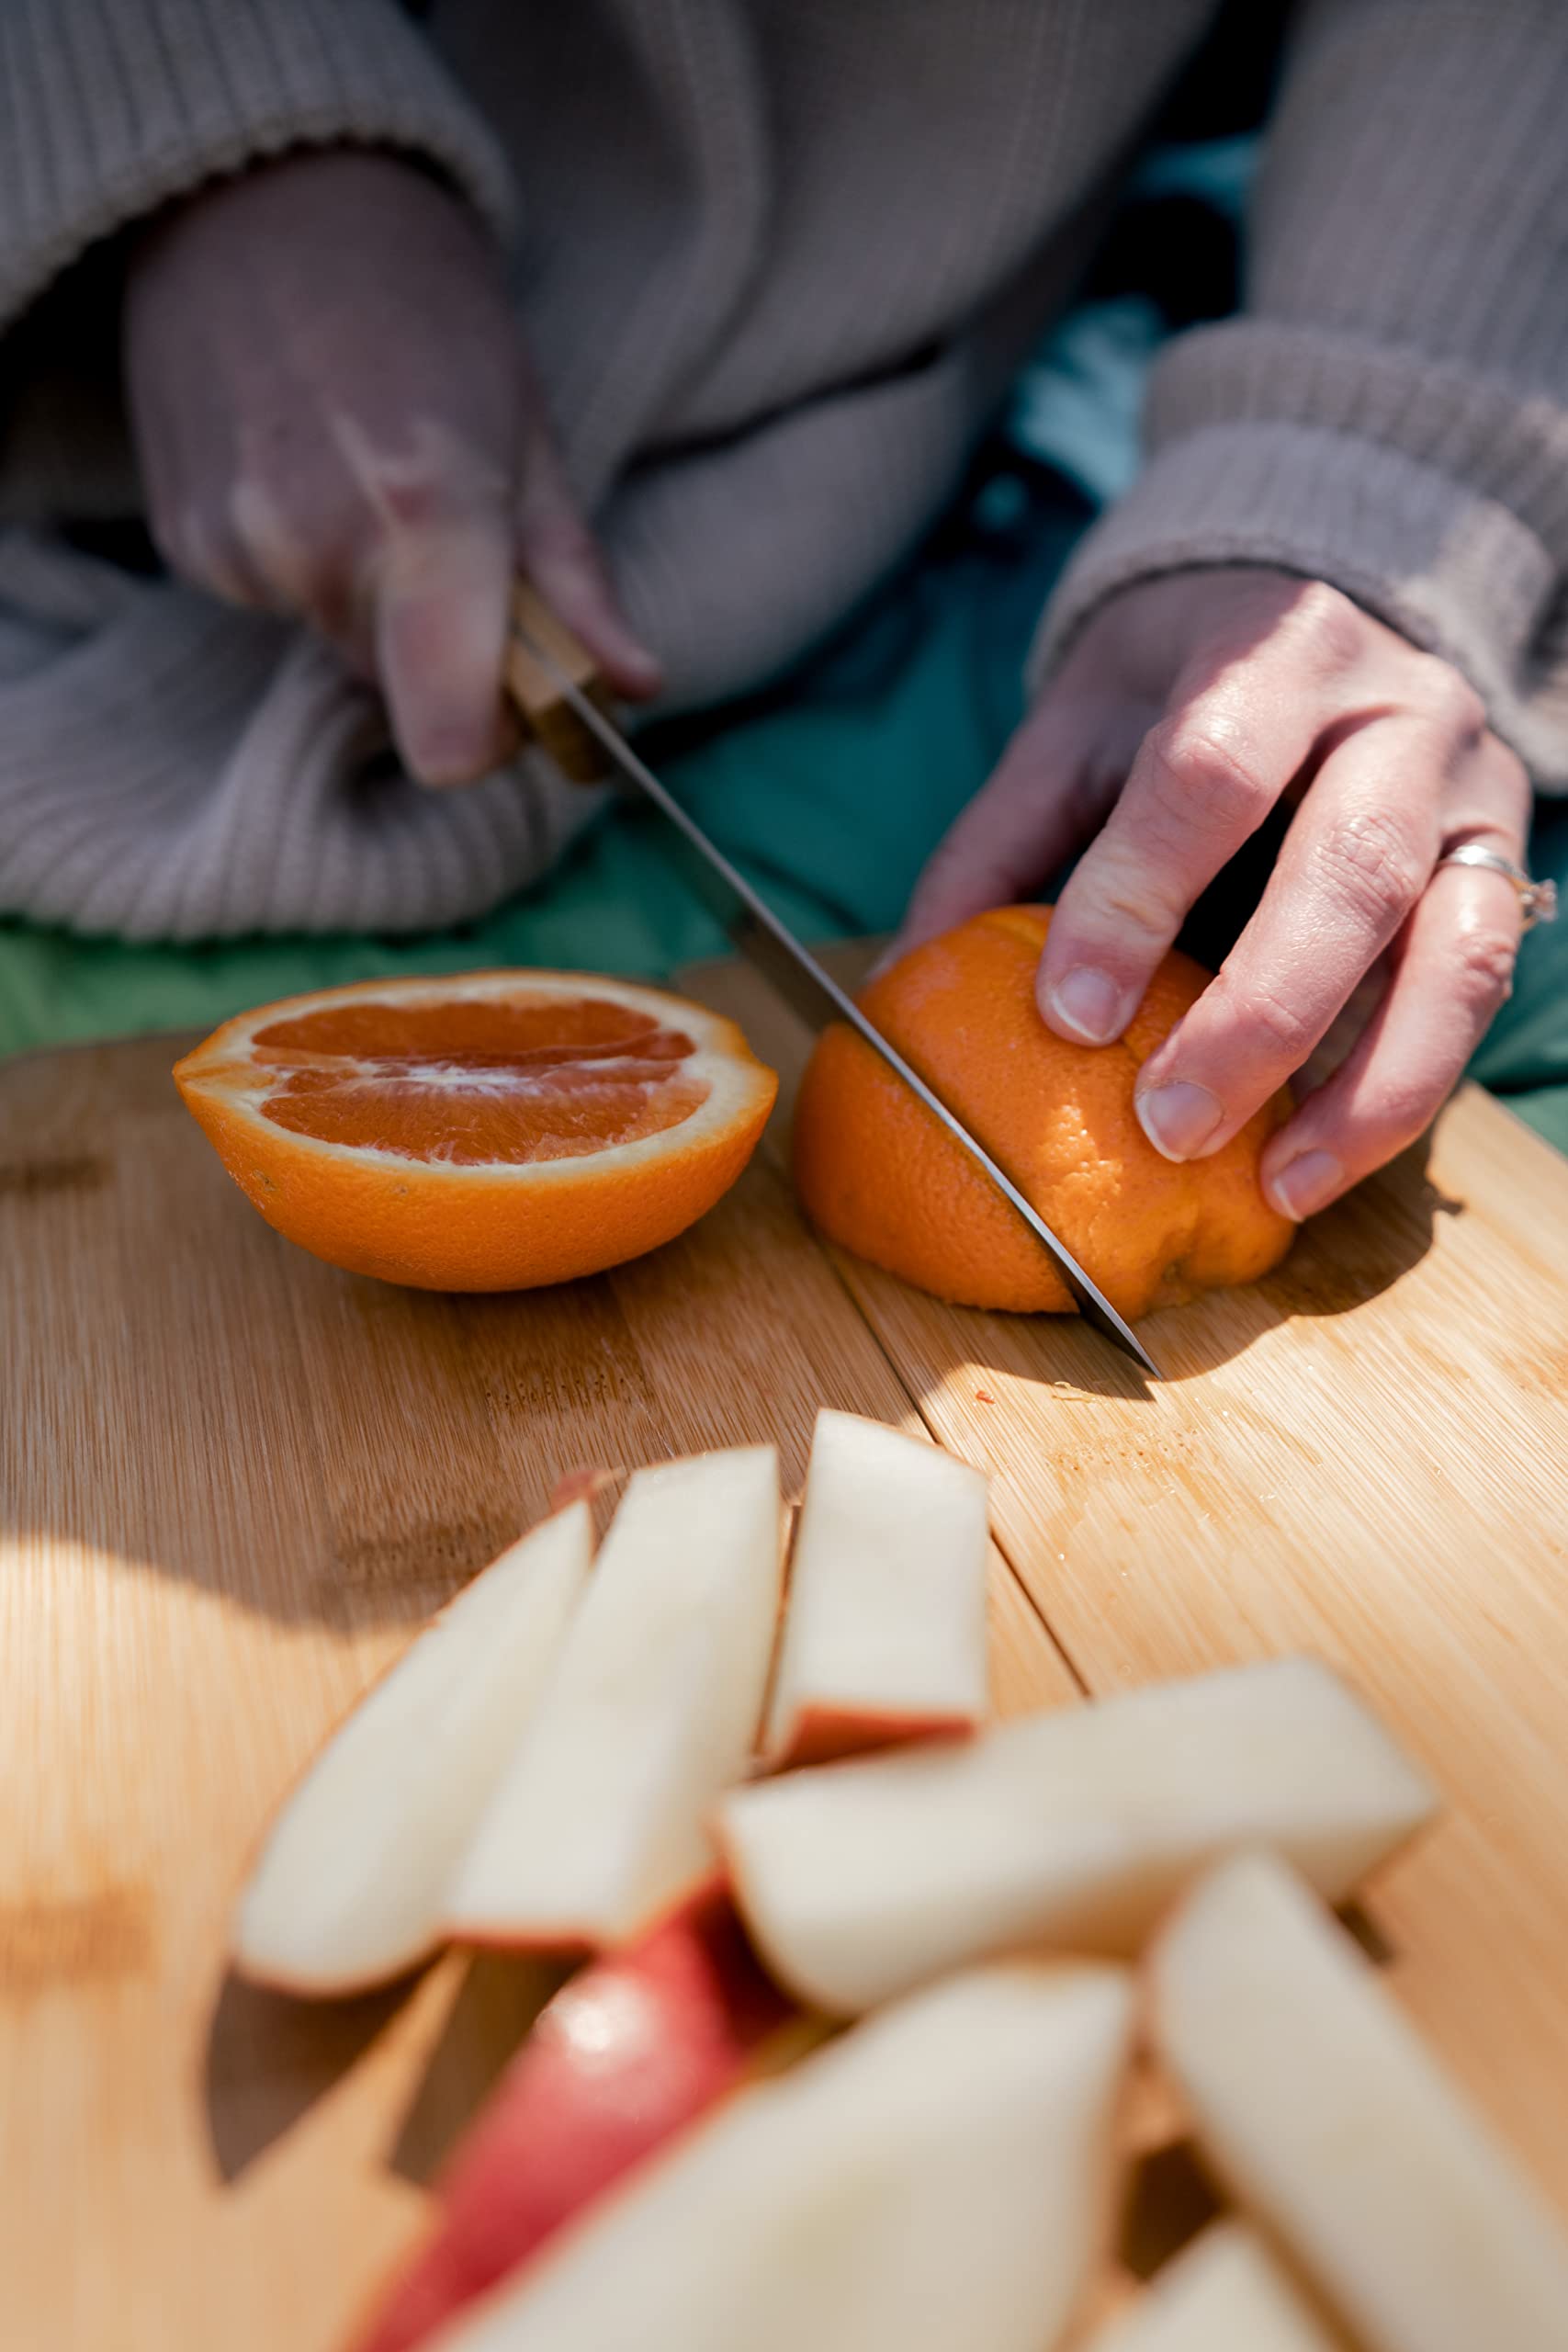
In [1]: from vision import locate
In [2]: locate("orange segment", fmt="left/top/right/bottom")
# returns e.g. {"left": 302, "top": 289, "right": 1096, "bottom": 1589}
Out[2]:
{"left": 175, "top": 972, "right": 777, "bottom": 1292}
{"left": 250, "top": 998, "right": 705, "bottom": 1166}
{"left": 792, "top": 906, "right": 1292, "bottom": 1322}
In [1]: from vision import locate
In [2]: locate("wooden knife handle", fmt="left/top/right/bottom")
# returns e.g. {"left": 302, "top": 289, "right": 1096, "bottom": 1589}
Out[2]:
{"left": 504, "top": 581, "right": 614, "bottom": 782}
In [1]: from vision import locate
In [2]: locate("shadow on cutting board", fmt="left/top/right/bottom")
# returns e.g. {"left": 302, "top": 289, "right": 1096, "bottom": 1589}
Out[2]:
{"left": 386, "top": 1951, "right": 568, "bottom": 2188}
{"left": 203, "top": 1964, "right": 419, "bottom": 2184}
{"left": 679, "top": 939, "right": 1451, "bottom": 1398}
{"left": 0, "top": 978, "right": 1452, "bottom": 1653}
{"left": 201, "top": 1945, "right": 565, "bottom": 2188}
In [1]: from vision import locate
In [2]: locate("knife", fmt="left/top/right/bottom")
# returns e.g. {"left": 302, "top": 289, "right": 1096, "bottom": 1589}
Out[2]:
{"left": 506, "top": 585, "right": 1157, "bottom": 1378}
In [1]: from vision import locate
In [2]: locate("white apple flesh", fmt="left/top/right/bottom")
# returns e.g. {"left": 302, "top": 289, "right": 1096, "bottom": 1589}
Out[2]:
{"left": 1152, "top": 1850, "right": 1568, "bottom": 2352}
{"left": 351, "top": 1883, "right": 816, "bottom": 2352}
{"left": 1086, "top": 2223, "right": 1342, "bottom": 2349}
{"left": 432, "top": 1960, "right": 1134, "bottom": 2352}
{"left": 764, "top": 1410, "right": 988, "bottom": 1767}
{"left": 232, "top": 1502, "right": 592, "bottom": 1996}
{"left": 447, "top": 1447, "right": 782, "bottom": 1951}
{"left": 720, "top": 1656, "right": 1437, "bottom": 2012}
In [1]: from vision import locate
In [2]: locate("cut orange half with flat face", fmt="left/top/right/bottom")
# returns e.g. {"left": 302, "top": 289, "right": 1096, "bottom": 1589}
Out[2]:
{"left": 174, "top": 972, "right": 778, "bottom": 1291}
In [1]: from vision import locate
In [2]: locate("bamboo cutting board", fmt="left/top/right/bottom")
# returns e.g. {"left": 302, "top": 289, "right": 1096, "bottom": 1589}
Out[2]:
{"left": 3, "top": 960, "right": 1568, "bottom": 2350}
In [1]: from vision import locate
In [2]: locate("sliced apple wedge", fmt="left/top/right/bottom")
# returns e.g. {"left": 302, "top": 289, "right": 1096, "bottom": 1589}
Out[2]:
{"left": 431, "top": 1960, "right": 1134, "bottom": 2352}
{"left": 1088, "top": 2223, "right": 1341, "bottom": 2349}
{"left": 233, "top": 1501, "right": 592, "bottom": 1996}
{"left": 447, "top": 1446, "right": 782, "bottom": 1951}
{"left": 1152, "top": 1851, "right": 1568, "bottom": 2352}
{"left": 720, "top": 1656, "right": 1436, "bottom": 2011}
{"left": 764, "top": 1409, "right": 988, "bottom": 1768}
{"left": 353, "top": 1881, "right": 817, "bottom": 2352}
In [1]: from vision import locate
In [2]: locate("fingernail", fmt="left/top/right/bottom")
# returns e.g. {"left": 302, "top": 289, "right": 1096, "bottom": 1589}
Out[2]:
{"left": 1267, "top": 1148, "right": 1343, "bottom": 1222}
{"left": 1136, "top": 1080, "right": 1224, "bottom": 1161}
{"left": 1048, "top": 967, "right": 1131, "bottom": 1046}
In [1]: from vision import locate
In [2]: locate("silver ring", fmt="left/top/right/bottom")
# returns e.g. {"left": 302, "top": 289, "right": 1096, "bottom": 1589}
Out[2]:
{"left": 1435, "top": 842, "right": 1558, "bottom": 931}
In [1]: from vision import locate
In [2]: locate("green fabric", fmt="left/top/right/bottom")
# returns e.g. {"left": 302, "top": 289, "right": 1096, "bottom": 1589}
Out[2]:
{"left": 3, "top": 455, "right": 1566, "bottom": 1161}
{"left": 7, "top": 125, "right": 1563, "bottom": 1148}
{"left": 0, "top": 472, "right": 1082, "bottom": 1053}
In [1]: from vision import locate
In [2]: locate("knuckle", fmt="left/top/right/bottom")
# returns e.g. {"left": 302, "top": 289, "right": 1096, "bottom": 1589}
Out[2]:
{"left": 376, "top": 471, "right": 446, "bottom": 537}
{"left": 1413, "top": 655, "right": 1485, "bottom": 741}
{"left": 1364, "top": 1078, "right": 1444, "bottom": 1153}
{"left": 1236, "top": 975, "right": 1318, "bottom": 1064}
{"left": 1086, "top": 876, "right": 1179, "bottom": 956}
{"left": 1282, "top": 579, "right": 1366, "bottom": 672}
{"left": 1145, "top": 711, "right": 1272, "bottom": 836}
{"left": 1315, "top": 807, "right": 1427, "bottom": 931}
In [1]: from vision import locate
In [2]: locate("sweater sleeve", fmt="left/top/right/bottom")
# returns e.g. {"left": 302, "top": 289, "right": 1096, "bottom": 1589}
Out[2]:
{"left": 1031, "top": 0, "right": 1568, "bottom": 787}
{"left": 0, "top": 0, "right": 515, "bottom": 336}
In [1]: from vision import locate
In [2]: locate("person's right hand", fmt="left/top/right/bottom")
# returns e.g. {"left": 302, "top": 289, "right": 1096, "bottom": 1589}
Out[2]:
{"left": 123, "top": 148, "right": 660, "bottom": 786}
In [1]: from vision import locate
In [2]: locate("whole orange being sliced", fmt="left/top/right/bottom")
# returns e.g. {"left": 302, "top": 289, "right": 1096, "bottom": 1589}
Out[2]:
{"left": 793, "top": 906, "right": 1292, "bottom": 1321}
{"left": 175, "top": 972, "right": 777, "bottom": 1291}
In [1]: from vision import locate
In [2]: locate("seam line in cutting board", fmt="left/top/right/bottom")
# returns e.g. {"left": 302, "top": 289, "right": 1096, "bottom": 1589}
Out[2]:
{"left": 668, "top": 949, "right": 1097, "bottom": 1706}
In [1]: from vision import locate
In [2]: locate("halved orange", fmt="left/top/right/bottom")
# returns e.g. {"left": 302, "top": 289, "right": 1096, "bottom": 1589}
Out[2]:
{"left": 174, "top": 972, "right": 777, "bottom": 1291}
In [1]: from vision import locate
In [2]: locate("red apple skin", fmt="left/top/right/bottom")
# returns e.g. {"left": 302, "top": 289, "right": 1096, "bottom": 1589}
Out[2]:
{"left": 771, "top": 1707, "right": 979, "bottom": 1772}
{"left": 351, "top": 1880, "right": 811, "bottom": 2352}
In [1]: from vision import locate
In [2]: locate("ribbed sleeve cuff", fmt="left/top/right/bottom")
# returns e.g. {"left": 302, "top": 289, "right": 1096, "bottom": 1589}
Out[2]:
{"left": 0, "top": 0, "right": 516, "bottom": 334}
{"left": 1032, "top": 322, "right": 1568, "bottom": 789}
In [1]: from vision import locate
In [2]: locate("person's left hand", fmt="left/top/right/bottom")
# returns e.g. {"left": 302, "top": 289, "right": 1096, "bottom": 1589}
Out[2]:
{"left": 898, "top": 568, "right": 1530, "bottom": 1221}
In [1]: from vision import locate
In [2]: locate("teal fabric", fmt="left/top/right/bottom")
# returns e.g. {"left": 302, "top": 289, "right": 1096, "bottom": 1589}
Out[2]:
{"left": 0, "top": 471, "right": 1087, "bottom": 1054}
{"left": 1467, "top": 800, "right": 1568, "bottom": 1152}
{"left": 0, "top": 133, "right": 1246, "bottom": 1059}
{"left": 7, "top": 468, "right": 1563, "bottom": 1155}
{"left": 1, "top": 123, "right": 1564, "bottom": 1156}
{"left": 1005, "top": 134, "right": 1257, "bottom": 507}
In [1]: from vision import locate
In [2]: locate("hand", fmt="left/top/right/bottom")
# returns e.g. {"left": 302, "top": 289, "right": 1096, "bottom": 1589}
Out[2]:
{"left": 123, "top": 148, "right": 660, "bottom": 787}
{"left": 900, "top": 570, "right": 1530, "bottom": 1220}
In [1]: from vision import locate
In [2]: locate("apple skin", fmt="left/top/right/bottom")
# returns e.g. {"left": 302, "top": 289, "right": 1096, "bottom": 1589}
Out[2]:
{"left": 352, "top": 1879, "right": 814, "bottom": 2352}
{"left": 392, "top": 1961, "right": 1134, "bottom": 2352}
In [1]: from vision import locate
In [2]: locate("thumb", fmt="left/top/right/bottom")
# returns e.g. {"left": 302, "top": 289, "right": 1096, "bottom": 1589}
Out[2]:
{"left": 371, "top": 511, "right": 518, "bottom": 787}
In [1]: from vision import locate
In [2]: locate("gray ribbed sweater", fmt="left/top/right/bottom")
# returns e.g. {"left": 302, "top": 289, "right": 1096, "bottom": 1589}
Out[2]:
{"left": 2, "top": 0, "right": 1567, "bottom": 940}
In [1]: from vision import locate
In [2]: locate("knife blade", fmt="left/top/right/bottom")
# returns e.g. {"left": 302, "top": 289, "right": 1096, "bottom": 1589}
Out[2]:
{"left": 509, "top": 613, "right": 1158, "bottom": 1379}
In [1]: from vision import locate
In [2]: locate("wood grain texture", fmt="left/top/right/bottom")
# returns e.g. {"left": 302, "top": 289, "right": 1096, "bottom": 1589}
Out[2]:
{"left": 6, "top": 958, "right": 1567, "bottom": 2346}
{"left": 688, "top": 942, "right": 1568, "bottom": 2216}
{"left": 0, "top": 1025, "right": 1069, "bottom": 2351}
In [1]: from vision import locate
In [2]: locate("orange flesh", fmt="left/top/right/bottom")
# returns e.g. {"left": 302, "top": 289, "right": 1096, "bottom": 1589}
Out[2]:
{"left": 250, "top": 996, "right": 706, "bottom": 1166}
